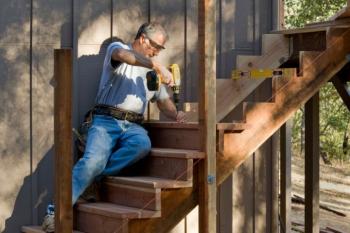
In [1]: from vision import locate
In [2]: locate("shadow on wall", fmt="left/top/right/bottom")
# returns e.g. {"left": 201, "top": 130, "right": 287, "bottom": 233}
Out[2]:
{"left": 75, "top": 36, "right": 124, "bottom": 122}
{"left": 3, "top": 147, "right": 54, "bottom": 233}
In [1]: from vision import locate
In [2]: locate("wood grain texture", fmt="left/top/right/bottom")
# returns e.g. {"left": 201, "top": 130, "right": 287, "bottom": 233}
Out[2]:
{"left": 54, "top": 49, "right": 73, "bottom": 233}
{"left": 216, "top": 34, "right": 290, "bottom": 121}
{"left": 217, "top": 28, "right": 350, "bottom": 185}
{"left": 304, "top": 94, "right": 320, "bottom": 233}
{"left": 198, "top": 1, "right": 217, "bottom": 233}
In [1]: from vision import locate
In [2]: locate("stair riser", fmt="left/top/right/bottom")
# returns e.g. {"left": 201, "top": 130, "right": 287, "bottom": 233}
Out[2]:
{"left": 141, "top": 157, "right": 193, "bottom": 181}
{"left": 101, "top": 183, "right": 161, "bottom": 211}
{"left": 148, "top": 128, "right": 200, "bottom": 150}
{"left": 76, "top": 212, "right": 128, "bottom": 233}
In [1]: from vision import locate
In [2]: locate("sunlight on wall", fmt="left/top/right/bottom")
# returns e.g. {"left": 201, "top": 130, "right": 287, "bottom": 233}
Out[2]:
{"left": 78, "top": 14, "right": 110, "bottom": 57}
{"left": 0, "top": 157, "right": 30, "bottom": 231}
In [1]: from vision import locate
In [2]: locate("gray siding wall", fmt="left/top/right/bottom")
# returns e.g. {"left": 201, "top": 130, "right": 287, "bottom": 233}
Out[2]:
{"left": 0, "top": 0, "right": 278, "bottom": 232}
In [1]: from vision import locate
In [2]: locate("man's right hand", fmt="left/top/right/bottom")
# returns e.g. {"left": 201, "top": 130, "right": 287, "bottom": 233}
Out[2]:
{"left": 153, "top": 63, "right": 174, "bottom": 87}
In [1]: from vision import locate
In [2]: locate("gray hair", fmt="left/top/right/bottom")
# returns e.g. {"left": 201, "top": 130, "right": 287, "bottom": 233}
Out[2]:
{"left": 135, "top": 22, "right": 169, "bottom": 41}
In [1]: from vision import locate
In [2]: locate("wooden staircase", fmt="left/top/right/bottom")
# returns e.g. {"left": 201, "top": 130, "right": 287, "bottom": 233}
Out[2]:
{"left": 22, "top": 6, "right": 350, "bottom": 233}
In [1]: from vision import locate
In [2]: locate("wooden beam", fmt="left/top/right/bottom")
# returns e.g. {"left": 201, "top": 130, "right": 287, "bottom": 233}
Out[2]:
{"left": 54, "top": 49, "right": 73, "bottom": 233}
{"left": 332, "top": 74, "right": 350, "bottom": 111}
{"left": 280, "top": 120, "right": 292, "bottom": 233}
{"left": 216, "top": 28, "right": 350, "bottom": 185}
{"left": 291, "top": 31, "right": 326, "bottom": 54}
{"left": 198, "top": 0, "right": 217, "bottom": 233}
{"left": 304, "top": 93, "right": 320, "bottom": 233}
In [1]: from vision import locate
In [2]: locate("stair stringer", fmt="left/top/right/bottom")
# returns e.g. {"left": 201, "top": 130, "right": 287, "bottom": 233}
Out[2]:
{"left": 216, "top": 27, "right": 350, "bottom": 185}
{"left": 128, "top": 171, "right": 199, "bottom": 233}
{"left": 216, "top": 34, "right": 291, "bottom": 122}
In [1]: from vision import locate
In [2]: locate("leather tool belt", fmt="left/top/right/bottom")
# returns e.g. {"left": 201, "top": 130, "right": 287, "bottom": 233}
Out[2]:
{"left": 93, "top": 104, "right": 144, "bottom": 124}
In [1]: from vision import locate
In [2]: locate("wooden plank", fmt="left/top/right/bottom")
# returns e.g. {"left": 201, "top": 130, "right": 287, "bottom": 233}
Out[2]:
{"left": 216, "top": 78, "right": 264, "bottom": 121}
{"left": 54, "top": 49, "right": 73, "bottom": 233}
{"left": 198, "top": 1, "right": 217, "bottom": 233}
{"left": 105, "top": 176, "right": 192, "bottom": 189}
{"left": 217, "top": 28, "right": 350, "bottom": 185}
{"left": 102, "top": 181, "right": 161, "bottom": 211}
{"left": 76, "top": 211, "right": 128, "bottom": 233}
{"left": 270, "top": 133, "right": 279, "bottom": 233}
{"left": 77, "top": 202, "right": 161, "bottom": 219}
{"left": 129, "top": 187, "right": 198, "bottom": 233}
{"left": 75, "top": 0, "right": 111, "bottom": 122}
{"left": 22, "top": 226, "right": 83, "bottom": 233}
{"left": 185, "top": 0, "right": 199, "bottom": 101}
{"left": 150, "top": 148, "right": 205, "bottom": 159}
{"left": 274, "top": 17, "right": 350, "bottom": 35}
{"left": 304, "top": 93, "right": 320, "bottom": 233}
{"left": 0, "top": 1, "right": 31, "bottom": 231}
{"left": 291, "top": 31, "right": 326, "bottom": 53}
{"left": 331, "top": 75, "right": 350, "bottom": 111}
{"left": 32, "top": 0, "right": 72, "bottom": 224}
{"left": 216, "top": 34, "right": 290, "bottom": 121}
{"left": 280, "top": 121, "right": 292, "bottom": 233}
{"left": 145, "top": 122, "right": 201, "bottom": 150}
{"left": 113, "top": 0, "right": 148, "bottom": 42}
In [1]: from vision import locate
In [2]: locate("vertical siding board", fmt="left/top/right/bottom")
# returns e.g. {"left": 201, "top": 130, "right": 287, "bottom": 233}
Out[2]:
{"left": 112, "top": 0, "right": 148, "bottom": 43}
{"left": 231, "top": 157, "right": 254, "bottom": 233}
{"left": 0, "top": 1, "right": 31, "bottom": 232}
{"left": 150, "top": 0, "right": 186, "bottom": 94}
{"left": 75, "top": 0, "right": 111, "bottom": 121}
{"left": 186, "top": 0, "right": 199, "bottom": 102}
{"left": 32, "top": 0, "right": 73, "bottom": 224}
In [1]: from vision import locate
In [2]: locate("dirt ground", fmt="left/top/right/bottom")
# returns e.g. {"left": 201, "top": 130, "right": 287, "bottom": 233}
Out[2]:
{"left": 291, "top": 156, "right": 350, "bottom": 233}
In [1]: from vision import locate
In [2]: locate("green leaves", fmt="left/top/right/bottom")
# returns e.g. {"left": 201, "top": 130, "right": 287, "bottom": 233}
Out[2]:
{"left": 285, "top": 0, "right": 347, "bottom": 28}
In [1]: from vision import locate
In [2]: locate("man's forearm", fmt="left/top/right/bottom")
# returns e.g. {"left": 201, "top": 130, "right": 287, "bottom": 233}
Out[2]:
{"left": 112, "top": 48, "right": 154, "bottom": 69}
{"left": 157, "top": 98, "right": 177, "bottom": 120}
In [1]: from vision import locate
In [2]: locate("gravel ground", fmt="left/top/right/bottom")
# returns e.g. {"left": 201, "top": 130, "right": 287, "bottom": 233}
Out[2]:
{"left": 291, "top": 156, "right": 350, "bottom": 233}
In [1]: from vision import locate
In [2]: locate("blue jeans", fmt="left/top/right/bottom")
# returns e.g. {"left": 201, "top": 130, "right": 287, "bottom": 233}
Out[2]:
{"left": 72, "top": 114, "right": 151, "bottom": 204}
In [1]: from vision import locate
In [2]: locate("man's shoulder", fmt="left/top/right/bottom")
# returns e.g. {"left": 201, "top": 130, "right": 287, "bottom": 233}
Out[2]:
{"left": 107, "top": 41, "right": 130, "bottom": 51}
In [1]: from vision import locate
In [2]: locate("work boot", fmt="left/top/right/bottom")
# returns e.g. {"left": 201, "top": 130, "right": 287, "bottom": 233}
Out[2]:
{"left": 42, "top": 203, "right": 55, "bottom": 232}
{"left": 80, "top": 182, "right": 100, "bottom": 202}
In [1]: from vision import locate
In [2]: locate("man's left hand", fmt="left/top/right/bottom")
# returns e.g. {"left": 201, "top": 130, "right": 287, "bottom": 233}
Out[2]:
{"left": 176, "top": 111, "right": 186, "bottom": 123}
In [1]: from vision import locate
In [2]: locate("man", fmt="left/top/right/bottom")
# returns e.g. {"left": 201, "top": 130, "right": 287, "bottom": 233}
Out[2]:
{"left": 42, "top": 22, "right": 185, "bottom": 232}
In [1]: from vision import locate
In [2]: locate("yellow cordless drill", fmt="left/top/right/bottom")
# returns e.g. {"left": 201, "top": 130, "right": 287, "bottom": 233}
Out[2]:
{"left": 146, "top": 64, "right": 181, "bottom": 110}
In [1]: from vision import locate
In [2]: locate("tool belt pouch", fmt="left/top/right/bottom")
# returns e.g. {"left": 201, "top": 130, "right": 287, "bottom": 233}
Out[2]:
{"left": 73, "top": 109, "right": 93, "bottom": 156}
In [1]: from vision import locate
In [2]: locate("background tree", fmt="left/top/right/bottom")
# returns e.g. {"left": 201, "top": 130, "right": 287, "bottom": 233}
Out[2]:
{"left": 285, "top": 0, "right": 350, "bottom": 162}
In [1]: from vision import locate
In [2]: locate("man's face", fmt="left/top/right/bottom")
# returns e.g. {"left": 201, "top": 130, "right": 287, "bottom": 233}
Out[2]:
{"left": 140, "top": 32, "right": 166, "bottom": 58}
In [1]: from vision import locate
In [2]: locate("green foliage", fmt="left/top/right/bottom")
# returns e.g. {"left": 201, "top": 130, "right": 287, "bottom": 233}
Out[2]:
{"left": 286, "top": 0, "right": 350, "bottom": 162}
{"left": 285, "top": 0, "right": 347, "bottom": 28}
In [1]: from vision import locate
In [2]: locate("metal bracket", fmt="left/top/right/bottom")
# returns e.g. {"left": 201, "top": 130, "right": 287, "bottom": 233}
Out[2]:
{"left": 207, "top": 175, "right": 216, "bottom": 184}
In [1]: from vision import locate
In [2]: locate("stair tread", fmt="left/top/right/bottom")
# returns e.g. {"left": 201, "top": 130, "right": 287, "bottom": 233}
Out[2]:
{"left": 144, "top": 121, "right": 199, "bottom": 129}
{"left": 77, "top": 202, "right": 161, "bottom": 219}
{"left": 22, "top": 225, "right": 83, "bottom": 233}
{"left": 105, "top": 176, "right": 192, "bottom": 188}
{"left": 150, "top": 147, "right": 204, "bottom": 159}
{"left": 216, "top": 122, "right": 249, "bottom": 131}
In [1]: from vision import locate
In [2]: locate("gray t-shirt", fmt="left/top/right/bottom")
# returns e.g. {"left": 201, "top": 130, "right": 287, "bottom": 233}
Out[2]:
{"left": 95, "top": 41, "right": 169, "bottom": 114}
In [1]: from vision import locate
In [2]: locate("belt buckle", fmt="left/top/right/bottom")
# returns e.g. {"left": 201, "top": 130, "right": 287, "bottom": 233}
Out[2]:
{"left": 124, "top": 111, "right": 129, "bottom": 121}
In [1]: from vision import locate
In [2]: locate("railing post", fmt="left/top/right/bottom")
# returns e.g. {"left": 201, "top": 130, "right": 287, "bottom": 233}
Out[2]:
{"left": 305, "top": 93, "right": 320, "bottom": 233}
{"left": 198, "top": 0, "right": 217, "bottom": 232}
{"left": 54, "top": 48, "right": 73, "bottom": 233}
{"left": 280, "top": 120, "right": 292, "bottom": 233}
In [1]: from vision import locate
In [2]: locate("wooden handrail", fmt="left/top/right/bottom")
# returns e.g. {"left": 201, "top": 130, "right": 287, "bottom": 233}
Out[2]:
{"left": 54, "top": 48, "right": 73, "bottom": 232}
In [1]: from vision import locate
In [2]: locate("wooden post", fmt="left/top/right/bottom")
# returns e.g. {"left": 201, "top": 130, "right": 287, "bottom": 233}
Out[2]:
{"left": 271, "top": 133, "right": 279, "bottom": 233}
{"left": 54, "top": 48, "right": 73, "bottom": 233}
{"left": 304, "top": 93, "right": 320, "bottom": 233}
{"left": 198, "top": 0, "right": 217, "bottom": 233}
{"left": 280, "top": 120, "right": 292, "bottom": 233}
